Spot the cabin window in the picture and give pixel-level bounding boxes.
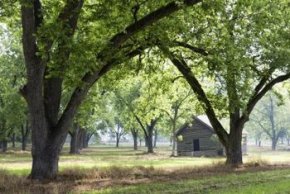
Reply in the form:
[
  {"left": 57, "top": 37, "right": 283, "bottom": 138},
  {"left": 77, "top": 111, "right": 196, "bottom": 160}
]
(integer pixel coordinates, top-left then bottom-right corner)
[{"left": 193, "top": 139, "right": 200, "bottom": 151}]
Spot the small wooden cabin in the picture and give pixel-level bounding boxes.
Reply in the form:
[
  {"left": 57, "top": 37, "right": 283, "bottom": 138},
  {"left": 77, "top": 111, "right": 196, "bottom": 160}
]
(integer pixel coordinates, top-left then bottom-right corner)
[
  {"left": 176, "top": 116, "right": 223, "bottom": 156},
  {"left": 176, "top": 116, "right": 247, "bottom": 157}
]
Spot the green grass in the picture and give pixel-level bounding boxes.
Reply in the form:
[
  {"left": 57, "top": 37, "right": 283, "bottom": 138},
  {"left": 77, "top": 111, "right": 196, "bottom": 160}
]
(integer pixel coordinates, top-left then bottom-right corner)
[
  {"left": 91, "top": 169, "right": 290, "bottom": 194},
  {"left": 2, "top": 145, "right": 290, "bottom": 193},
  {"left": 0, "top": 146, "right": 224, "bottom": 175},
  {"left": 2, "top": 145, "right": 290, "bottom": 176}
]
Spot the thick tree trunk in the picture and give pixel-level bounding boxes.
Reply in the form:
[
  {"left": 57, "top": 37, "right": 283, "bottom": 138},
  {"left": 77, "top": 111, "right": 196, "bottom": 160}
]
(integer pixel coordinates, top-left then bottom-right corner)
[
  {"left": 1, "top": 141, "right": 7, "bottom": 152},
  {"left": 144, "top": 119, "right": 158, "bottom": 153},
  {"left": 21, "top": 122, "right": 30, "bottom": 151},
  {"left": 133, "top": 136, "right": 138, "bottom": 150},
  {"left": 78, "top": 128, "right": 85, "bottom": 150},
  {"left": 131, "top": 129, "right": 138, "bottom": 150},
  {"left": 22, "top": 137, "right": 28, "bottom": 151},
  {"left": 145, "top": 135, "right": 153, "bottom": 153},
  {"left": 30, "top": 145, "right": 59, "bottom": 180},
  {"left": 70, "top": 127, "right": 80, "bottom": 154},
  {"left": 29, "top": 129, "right": 69, "bottom": 180},
  {"left": 116, "top": 135, "right": 120, "bottom": 148},
  {"left": 225, "top": 127, "right": 243, "bottom": 166},
  {"left": 82, "top": 131, "right": 90, "bottom": 148},
  {"left": 271, "top": 138, "right": 277, "bottom": 151}
]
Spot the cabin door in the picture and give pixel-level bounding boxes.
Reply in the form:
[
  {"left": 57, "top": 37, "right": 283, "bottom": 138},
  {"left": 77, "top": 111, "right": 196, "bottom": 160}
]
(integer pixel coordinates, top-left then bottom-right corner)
[{"left": 193, "top": 139, "right": 200, "bottom": 151}]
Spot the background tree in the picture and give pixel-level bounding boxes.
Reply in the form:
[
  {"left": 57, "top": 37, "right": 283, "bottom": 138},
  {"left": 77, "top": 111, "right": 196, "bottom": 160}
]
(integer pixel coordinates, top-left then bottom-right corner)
[
  {"left": 159, "top": 0, "right": 290, "bottom": 165},
  {"left": 0, "top": 24, "right": 27, "bottom": 152},
  {"left": 248, "top": 91, "right": 290, "bottom": 150}
]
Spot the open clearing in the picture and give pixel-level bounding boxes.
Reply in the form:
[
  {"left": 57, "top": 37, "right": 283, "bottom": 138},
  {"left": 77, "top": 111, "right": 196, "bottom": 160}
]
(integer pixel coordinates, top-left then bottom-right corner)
[{"left": 1, "top": 145, "right": 290, "bottom": 193}]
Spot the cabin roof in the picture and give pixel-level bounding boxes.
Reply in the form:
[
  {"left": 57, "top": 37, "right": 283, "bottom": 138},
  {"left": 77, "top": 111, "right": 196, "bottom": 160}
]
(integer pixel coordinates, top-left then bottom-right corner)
[{"left": 175, "top": 115, "right": 215, "bottom": 136}]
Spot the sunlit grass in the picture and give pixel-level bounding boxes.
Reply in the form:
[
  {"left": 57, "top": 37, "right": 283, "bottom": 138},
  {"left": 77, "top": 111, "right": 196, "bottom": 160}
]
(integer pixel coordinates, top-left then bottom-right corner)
[
  {"left": 92, "top": 168, "right": 290, "bottom": 194},
  {"left": 0, "top": 146, "right": 225, "bottom": 175},
  {"left": 1, "top": 145, "right": 290, "bottom": 193},
  {"left": 2, "top": 145, "right": 290, "bottom": 176}
]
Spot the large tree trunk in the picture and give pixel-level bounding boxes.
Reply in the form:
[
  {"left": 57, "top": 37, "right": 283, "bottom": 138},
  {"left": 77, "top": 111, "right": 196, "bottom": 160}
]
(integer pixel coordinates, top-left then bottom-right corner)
[
  {"left": 69, "top": 126, "right": 80, "bottom": 154},
  {"left": 145, "top": 119, "right": 158, "bottom": 153},
  {"left": 78, "top": 128, "right": 85, "bottom": 150},
  {"left": 30, "top": 142, "right": 61, "bottom": 180},
  {"left": 116, "top": 134, "right": 120, "bottom": 148},
  {"left": 82, "top": 131, "right": 91, "bottom": 149},
  {"left": 21, "top": 122, "right": 30, "bottom": 151},
  {"left": 271, "top": 138, "right": 277, "bottom": 151},
  {"left": 225, "top": 127, "right": 243, "bottom": 166},
  {"left": 145, "top": 135, "right": 153, "bottom": 153},
  {"left": 1, "top": 141, "right": 7, "bottom": 152},
  {"left": 131, "top": 129, "right": 138, "bottom": 150}
]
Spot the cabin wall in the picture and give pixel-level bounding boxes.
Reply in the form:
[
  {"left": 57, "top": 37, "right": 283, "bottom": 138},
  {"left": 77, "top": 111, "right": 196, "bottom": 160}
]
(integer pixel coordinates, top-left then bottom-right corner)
[{"left": 176, "top": 120, "right": 223, "bottom": 157}]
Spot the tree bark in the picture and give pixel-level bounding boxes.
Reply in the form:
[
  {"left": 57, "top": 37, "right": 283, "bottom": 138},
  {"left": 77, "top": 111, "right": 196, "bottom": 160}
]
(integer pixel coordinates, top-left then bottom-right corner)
[
  {"left": 69, "top": 126, "right": 80, "bottom": 154},
  {"left": 116, "top": 135, "right": 120, "bottom": 148},
  {"left": 30, "top": 143, "right": 60, "bottom": 180},
  {"left": 1, "top": 141, "right": 7, "bottom": 152},
  {"left": 83, "top": 133, "right": 92, "bottom": 148},
  {"left": 78, "top": 128, "right": 85, "bottom": 150},
  {"left": 145, "top": 135, "right": 153, "bottom": 153},
  {"left": 271, "top": 138, "right": 277, "bottom": 151},
  {"left": 145, "top": 119, "right": 158, "bottom": 153},
  {"left": 225, "top": 122, "right": 243, "bottom": 166},
  {"left": 21, "top": 121, "right": 30, "bottom": 151},
  {"left": 153, "top": 129, "right": 158, "bottom": 148},
  {"left": 131, "top": 129, "right": 138, "bottom": 150},
  {"left": 11, "top": 133, "right": 16, "bottom": 148}
]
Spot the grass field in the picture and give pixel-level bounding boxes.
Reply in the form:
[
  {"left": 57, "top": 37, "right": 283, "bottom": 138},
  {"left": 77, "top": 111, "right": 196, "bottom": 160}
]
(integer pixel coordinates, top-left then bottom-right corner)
[{"left": 1, "top": 145, "right": 290, "bottom": 193}]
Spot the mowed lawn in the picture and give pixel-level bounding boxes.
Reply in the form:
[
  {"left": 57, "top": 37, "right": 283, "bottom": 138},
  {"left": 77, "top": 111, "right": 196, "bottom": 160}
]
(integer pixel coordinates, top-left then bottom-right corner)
[
  {"left": 0, "top": 145, "right": 225, "bottom": 175},
  {"left": 95, "top": 168, "right": 290, "bottom": 194},
  {"left": 1, "top": 145, "right": 290, "bottom": 193},
  {"left": 1, "top": 145, "right": 290, "bottom": 175}
]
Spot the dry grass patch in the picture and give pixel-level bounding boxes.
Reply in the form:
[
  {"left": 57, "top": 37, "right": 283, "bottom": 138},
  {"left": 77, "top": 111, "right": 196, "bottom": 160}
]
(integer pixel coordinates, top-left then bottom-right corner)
[{"left": 1, "top": 161, "right": 290, "bottom": 194}]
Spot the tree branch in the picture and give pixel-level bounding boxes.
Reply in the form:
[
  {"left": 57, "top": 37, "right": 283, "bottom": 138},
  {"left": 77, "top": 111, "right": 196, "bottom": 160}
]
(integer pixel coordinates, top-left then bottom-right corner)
[
  {"left": 174, "top": 41, "right": 208, "bottom": 56},
  {"left": 240, "top": 73, "right": 290, "bottom": 123},
  {"left": 55, "top": 0, "right": 202, "bottom": 137},
  {"left": 44, "top": 0, "right": 84, "bottom": 128},
  {"left": 159, "top": 46, "right": 229, "bottom": 146}
]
